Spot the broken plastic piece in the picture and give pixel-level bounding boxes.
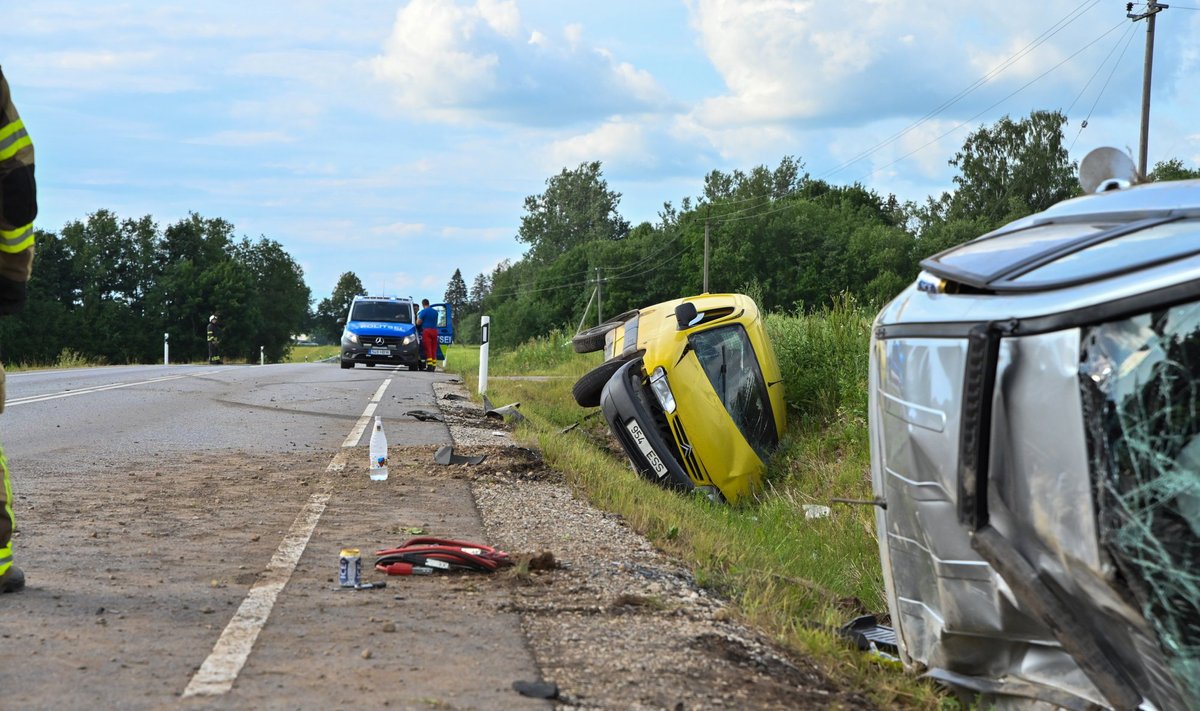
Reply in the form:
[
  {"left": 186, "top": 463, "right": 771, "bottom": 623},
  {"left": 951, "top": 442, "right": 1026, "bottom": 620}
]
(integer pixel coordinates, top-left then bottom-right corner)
[
  {"left": 403, "top": 410, "right": 444, "bottom": 422},
  {"left": 838, "top": 614, "right": 898, "bottom": 655},
  {"left": 485, "top": 402, "right": 524, "bottom": 422},
  {"left": 512, "top": 680, "right": 559, "bottom": 700},
  {"left": 433, "top": 446, "right": 487, "bottom": 466}
]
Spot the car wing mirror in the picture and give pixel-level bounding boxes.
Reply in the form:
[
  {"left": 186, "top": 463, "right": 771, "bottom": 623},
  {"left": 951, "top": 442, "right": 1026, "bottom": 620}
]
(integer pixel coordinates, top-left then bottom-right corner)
[{"left": 675, "top": 302, "right": 698, "bottom": 330}]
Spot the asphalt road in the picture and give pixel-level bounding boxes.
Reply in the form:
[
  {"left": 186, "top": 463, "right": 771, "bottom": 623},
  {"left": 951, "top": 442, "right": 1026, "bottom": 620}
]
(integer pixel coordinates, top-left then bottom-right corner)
[{"left": 0, "top": 362, "right": 546, "bottom": 711}]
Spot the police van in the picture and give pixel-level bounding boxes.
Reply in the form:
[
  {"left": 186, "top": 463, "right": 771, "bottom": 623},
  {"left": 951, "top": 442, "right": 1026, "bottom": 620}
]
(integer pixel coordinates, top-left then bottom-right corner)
[{"left": 339, "top": 295, "right": 453, "bottom": 370}]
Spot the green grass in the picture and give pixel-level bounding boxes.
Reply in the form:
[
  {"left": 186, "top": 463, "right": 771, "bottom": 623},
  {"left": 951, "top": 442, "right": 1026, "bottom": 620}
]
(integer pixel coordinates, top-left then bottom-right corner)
[
  {"left": 286, "top": 344, "right": 341, "bottom": 363},
  {"left": 445, "top": 303, "right": 955, "bottom": 710}
]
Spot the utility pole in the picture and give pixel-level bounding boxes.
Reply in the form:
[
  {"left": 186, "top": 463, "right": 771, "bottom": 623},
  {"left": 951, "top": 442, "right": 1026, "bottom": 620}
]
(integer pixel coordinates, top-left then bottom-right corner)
[
  {"left": 702, "top": 207, "right": 710, "bottom": 294},
  {"left": 1128, "top": 1, "right": 1168, "bottom": 177}
]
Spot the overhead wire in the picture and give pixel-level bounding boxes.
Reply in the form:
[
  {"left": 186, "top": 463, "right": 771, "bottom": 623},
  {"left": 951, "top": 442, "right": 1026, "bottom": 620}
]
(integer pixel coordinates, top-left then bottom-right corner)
[
  {"left": 820, "top": 0, "right": 1103, "bottom": 182},
  {"left": 1069, "top": 22, "right": 1141, "bottom": 152}
]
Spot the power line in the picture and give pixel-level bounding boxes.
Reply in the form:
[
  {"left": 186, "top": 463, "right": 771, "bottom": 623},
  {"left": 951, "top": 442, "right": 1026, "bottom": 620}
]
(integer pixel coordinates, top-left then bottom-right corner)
[
  {"left": 1069, "top": 22, "right": 1140, "bottom": 152},
  {"left": 819, "top": 0, "right": 1103, "bottom": 183}
]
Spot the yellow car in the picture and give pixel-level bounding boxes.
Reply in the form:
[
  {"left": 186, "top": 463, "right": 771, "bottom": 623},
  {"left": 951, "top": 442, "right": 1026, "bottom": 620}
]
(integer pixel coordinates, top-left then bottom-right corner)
[{"left": 571, "top": 294, "right": 786, "bottom": 503}]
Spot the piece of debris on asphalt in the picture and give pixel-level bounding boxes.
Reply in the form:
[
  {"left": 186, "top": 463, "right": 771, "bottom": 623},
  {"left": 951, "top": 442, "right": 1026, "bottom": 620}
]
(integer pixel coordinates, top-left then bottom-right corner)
[
  {"left": 403, "top": 409, "right": 444, "bottom": 422},
  {"left": 433, "top": 445, "right": 487, "bottom": 466},
  {"left": 512, "top": 680, "right": 559, "bottom": 700},
  {"left": 441, "top": 393, "right": 467, "bottom": 401}
]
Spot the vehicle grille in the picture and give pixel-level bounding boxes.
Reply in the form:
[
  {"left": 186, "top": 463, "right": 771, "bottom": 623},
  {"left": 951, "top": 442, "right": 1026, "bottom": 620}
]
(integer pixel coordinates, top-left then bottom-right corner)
[
  {"left": 670, "top": 417, "right": 710, "bottom": 485},
  {"left": 364, "top": 336, "right": 404, "bottom": 348}
]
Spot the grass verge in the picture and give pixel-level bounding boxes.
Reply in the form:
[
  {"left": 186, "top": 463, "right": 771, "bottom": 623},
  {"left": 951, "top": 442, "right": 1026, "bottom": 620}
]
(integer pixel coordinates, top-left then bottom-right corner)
[{"left": 445, "top": 309, "right": 955, "bottom": 710}]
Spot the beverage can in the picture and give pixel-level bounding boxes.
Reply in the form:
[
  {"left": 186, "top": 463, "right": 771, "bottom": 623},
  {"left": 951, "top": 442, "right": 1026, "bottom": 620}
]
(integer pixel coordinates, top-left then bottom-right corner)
[{"left": 338, "top": 548, "right": 362, "bottom": 587}]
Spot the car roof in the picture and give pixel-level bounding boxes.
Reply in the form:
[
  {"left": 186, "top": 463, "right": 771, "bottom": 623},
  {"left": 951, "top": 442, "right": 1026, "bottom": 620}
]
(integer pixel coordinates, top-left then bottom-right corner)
[{"left": 921, "top": 179, "right": 1200, "bottom": 293}]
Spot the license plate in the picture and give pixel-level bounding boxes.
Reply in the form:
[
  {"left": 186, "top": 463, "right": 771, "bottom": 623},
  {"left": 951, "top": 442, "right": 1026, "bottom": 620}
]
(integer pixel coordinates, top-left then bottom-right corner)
[
  {"left": 625, "top": 420, "right": 668, "bottom": 478},
  {"left": 368, "top": 348, "right": 390, "bottom": 356}
]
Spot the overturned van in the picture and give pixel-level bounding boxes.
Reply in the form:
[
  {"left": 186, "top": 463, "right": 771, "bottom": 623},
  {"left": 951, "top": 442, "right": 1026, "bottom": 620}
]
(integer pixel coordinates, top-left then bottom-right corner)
[{"left": 869, "top": 149, "right": 1198, "bottom": 710}]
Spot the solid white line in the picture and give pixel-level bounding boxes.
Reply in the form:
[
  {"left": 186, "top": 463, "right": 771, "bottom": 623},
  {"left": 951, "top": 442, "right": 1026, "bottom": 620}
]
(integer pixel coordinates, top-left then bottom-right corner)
[
  {"left": 182, "top": 374, "right": 392, "bottom": 697},
  {"left": 181, "top": 492, "right": 331, "bottom": 697},
  {"left": 5, "top": 371, "right": 219, "bottom": 407}
]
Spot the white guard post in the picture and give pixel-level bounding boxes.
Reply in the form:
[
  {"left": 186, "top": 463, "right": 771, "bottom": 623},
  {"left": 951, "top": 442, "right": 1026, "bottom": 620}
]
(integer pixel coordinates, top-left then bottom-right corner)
[
  {"left": 164, "top": 332, "right": 169, "bottom": 366},
  {"left": 260, "top": 345, "right": 265, "bottom": 366},
  {"left": 478, "top": 315, "right": 490, "bottom": 395}
]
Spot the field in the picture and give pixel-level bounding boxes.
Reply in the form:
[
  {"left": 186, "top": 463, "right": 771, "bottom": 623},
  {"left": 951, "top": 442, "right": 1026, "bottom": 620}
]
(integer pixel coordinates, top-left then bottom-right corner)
[{"left": 443, "top": 301, "right": 954, "bottom": 710}]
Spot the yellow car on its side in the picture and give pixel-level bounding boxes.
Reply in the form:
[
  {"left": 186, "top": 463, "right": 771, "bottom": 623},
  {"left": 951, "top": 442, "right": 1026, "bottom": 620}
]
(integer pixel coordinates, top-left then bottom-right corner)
[{"left": 571, "top": 294, "right": 786, "bottom": 503}]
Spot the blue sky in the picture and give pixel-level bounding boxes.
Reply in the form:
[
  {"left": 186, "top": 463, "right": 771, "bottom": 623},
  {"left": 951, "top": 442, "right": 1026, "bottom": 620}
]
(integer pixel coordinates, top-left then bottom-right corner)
[{"left": 7, "top": 1, "right": 1199, "bottom": 303}]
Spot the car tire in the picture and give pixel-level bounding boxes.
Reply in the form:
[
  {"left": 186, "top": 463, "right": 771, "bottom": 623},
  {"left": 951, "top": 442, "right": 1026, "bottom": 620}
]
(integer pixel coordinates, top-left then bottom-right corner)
[
  {"left": 365, "top": 362, "right": 375, "bottom": 367},
  {"left": 340, "top": 360, "right": 354, "bottom": 369},
  {"left": 408, "top": 364, "right": 419, "bottom": 371},
  {"left": 571, "top": 310, "right": 638, "bottom": 354},
  {"left": 572, "top": 356, "right": 631, "bottom": 408}
]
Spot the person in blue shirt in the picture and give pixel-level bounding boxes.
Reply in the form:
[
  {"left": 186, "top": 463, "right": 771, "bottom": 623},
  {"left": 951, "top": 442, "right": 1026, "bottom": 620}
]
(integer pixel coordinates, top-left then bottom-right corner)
[{"left": 415, "top": 299, "right": 440, "bottom": 372}]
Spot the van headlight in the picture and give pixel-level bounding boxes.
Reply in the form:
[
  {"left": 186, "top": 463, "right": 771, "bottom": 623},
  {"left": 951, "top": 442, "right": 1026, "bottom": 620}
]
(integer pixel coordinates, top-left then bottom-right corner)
[
  {"left": 402, "top": 334, "right": 417, "bottom": 345},
  {"left": 649, "top": 367, "right": 676, "bottom": 414},
  {"left": 343, "top": 331, "right": 359, "bottom": 345}
]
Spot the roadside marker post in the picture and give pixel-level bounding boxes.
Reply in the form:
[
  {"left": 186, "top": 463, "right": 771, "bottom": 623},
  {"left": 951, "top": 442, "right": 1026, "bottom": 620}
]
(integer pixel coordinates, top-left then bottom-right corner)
[
  {"left": 164, "top": 333, "right": 169, "bottom": 366},
  {"left": 479, "top": 315, "right": 490, "bottom": 395}
]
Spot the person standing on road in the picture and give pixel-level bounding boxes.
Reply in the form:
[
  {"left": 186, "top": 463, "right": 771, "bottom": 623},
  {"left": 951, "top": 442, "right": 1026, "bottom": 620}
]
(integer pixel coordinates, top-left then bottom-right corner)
[
  {"left": 0, "top": 65, "right": 37, "bottom": 594},
  {"left": 415, "top": 299, "right": 439, "bottom": 372},
  {"left": 207, "top": 313, "right": 223, "bottom": 365}
]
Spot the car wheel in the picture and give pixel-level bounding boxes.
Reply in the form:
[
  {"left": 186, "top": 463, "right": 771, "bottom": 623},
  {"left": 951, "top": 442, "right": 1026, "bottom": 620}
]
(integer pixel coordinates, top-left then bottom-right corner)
[
  {"left": 365, "top": 362, "right": 375, "bottom": 367},
  {"left": 571, "top": 309, "right": 639, "bottom": 354},
  {"left": 340, "top": 360, "right": 354, "bottom": 369},
  {"left": 408, "top": 364, "right": 419, "bottom": 371},
  {"left": 572, "top": 356, "right": 632, "bottom": 408}
]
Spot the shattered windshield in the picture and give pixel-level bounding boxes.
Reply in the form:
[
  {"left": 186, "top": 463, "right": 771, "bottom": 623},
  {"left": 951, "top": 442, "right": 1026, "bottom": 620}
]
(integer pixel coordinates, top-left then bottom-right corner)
[
  {"left": 690, "top": 325, "right": 778, "bottom": 459},
  {"left": 1079, "top": 301, "right": 1200, "bottom": 705},
  {"left": 350, "top": 301, "right": 413, "bottom": 324}
]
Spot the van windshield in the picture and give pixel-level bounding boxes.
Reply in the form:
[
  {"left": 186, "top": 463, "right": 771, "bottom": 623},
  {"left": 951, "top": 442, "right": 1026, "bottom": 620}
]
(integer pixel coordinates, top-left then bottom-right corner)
[
  {"left": 350, "top": 301, "right": 413, "bottom": 324},
  {"left": 689, "top": 325, "right": 778, "bottom": 459}
]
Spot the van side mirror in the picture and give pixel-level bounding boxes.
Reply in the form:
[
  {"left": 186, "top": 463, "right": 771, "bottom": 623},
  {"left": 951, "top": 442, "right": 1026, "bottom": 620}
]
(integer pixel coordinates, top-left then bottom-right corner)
[{"left": 675, "top": 302, "right": 698, "bottom": 330}]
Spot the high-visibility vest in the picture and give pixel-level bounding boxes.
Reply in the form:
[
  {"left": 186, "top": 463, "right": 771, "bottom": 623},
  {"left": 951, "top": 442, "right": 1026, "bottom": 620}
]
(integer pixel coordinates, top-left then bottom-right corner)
[{"left": 0, "top": 67, "right": 36, "bottom": 256}]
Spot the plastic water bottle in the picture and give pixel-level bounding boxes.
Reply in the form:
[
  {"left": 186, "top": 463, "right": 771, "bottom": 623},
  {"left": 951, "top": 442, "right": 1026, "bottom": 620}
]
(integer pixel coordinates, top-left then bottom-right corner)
[{"left": 369, "top": 416, "right": 389, "bottom": 481}]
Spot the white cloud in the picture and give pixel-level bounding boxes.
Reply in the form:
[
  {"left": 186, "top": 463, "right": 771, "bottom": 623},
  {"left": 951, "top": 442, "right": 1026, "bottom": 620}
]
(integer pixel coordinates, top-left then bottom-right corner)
[
  {"left": 370, "top": 0, "right": 668, "bottom": 124},
  {"left": 373, "top": 222, "right": 427, "bottom": 236}
]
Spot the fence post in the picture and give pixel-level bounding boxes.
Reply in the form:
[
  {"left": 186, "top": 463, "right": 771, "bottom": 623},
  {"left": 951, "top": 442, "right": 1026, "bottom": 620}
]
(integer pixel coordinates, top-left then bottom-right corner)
[{"left": 478, "top": 315, "right": 490, "bottom": 395}]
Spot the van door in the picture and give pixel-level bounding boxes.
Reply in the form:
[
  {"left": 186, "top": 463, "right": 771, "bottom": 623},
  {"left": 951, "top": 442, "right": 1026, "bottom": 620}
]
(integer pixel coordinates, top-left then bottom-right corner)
[{"left": 432, "top": 303, "right": 454, "bottom": 345}]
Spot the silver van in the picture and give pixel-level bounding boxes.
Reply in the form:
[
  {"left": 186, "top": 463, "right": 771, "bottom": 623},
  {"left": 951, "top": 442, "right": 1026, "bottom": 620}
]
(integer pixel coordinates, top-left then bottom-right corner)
[{"left": 869, "top": 150, "right": 1198, "bottom": 710}]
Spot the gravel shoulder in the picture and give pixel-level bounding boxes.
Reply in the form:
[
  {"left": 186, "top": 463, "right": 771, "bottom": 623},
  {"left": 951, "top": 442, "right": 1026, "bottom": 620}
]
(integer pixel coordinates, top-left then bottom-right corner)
[{"left": 437, "top": 380, "right": 876, "bottom": 710}]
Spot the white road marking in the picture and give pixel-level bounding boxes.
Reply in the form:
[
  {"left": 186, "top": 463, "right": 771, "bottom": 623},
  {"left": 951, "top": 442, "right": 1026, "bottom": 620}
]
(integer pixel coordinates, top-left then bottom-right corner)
[
  {"left": 5, "top": 371, "right": 220, "bottom": 406},
  {"left": 182, "top": 492, "right": 330, "bottom": 697},
  {"left": 182, "top": 375, "right": 392, "bottom": 697},
  {"left": 340, "top": 378, "right": 392, "bottom": 448}
]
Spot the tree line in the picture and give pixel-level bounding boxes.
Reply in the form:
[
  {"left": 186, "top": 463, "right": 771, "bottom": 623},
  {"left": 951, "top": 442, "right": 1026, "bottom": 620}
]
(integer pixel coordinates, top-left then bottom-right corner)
[
  {"left": 6, "top": 110, "right": 1196, "bottom": 364},
  {"left": 439, "top": 110, "right": 1199, "bottom": 349},
  {"left": 0, "top": 210, "right": 310, "bottom": 365}
]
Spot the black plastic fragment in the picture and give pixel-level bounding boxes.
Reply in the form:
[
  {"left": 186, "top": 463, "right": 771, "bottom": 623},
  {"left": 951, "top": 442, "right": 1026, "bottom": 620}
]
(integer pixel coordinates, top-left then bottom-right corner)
[
  {"left": 512, "top": 680, "right": 559, "bottom": 699},
  {"left": 434, "top": 445, "right": 487, "bottom": 466}
]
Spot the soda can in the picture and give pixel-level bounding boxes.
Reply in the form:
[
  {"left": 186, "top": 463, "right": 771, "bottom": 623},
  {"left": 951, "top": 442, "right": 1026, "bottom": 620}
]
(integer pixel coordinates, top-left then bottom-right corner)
[{"left": 338, "top": 548, "right": 362, "bottom": 588}]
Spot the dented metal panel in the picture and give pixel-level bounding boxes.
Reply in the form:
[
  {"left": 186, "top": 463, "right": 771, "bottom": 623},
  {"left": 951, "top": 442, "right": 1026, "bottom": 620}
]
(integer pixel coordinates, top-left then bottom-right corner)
[{"left": 870, "top": 174, "right": 1200, "bottom": 710}]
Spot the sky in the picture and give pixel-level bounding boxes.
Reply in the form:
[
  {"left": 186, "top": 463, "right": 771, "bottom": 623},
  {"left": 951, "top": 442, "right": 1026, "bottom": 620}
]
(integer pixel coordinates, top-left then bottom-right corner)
[{"left": 6, "top": 1, "right": 1199, "bottom": 304}]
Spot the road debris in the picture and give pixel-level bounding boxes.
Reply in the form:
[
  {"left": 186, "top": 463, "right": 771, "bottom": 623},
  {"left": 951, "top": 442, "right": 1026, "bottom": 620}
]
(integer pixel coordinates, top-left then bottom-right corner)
[{"left": 434, "top": 446, "right": 486, "bottom": 466}]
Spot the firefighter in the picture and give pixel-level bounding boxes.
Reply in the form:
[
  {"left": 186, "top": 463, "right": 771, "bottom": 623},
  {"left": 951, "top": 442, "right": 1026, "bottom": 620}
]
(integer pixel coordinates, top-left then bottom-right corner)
[
  {"left": 0, "top": 65, "right": 37, "bottom": 594},
  {"left": 207, "top": 314, "right": 222, "bottom": 365},
  {"left": 415, "top": 299, "right": 439, "bottom": 372}
]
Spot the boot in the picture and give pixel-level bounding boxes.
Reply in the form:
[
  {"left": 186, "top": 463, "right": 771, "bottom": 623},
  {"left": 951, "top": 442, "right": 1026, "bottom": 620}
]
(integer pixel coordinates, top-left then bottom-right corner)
[{"left": 0, "top": 565, "right": 25, "bottom": 593}]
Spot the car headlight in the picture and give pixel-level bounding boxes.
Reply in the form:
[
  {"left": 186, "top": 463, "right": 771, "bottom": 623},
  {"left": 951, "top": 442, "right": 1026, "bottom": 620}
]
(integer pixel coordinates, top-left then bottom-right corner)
[
  {"left": 649, "top": 366, "right": 676, "bottom": 414},
  {"left": 343, "top": 331, "right": 359, "bottom": 345},
  {"left": 402, "top": 334, "right": 417, "bottom": 345}
]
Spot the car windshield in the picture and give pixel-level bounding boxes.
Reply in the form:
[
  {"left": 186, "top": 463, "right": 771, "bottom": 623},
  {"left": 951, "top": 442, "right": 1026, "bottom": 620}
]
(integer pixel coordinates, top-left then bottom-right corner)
[
  {"left": 1080, "top": 301, "right": 1200, "bottom": 702},
  {"left": 350, "top": 301, "right": 412, "bottom": 324},
  {"left": 689, "top": 325, "right": 778, "bottom": 459}
]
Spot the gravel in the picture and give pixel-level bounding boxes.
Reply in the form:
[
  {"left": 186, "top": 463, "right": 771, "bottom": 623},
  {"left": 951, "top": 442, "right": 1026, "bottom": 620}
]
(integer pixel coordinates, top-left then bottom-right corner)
[{"left": 434, "top": 380, "right": 876, "bottom": 710}]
